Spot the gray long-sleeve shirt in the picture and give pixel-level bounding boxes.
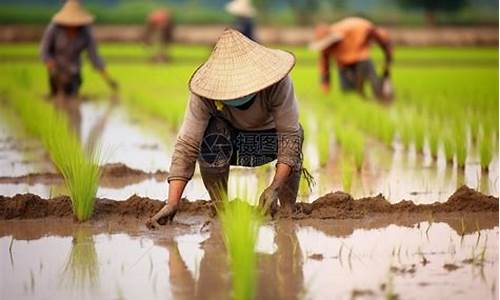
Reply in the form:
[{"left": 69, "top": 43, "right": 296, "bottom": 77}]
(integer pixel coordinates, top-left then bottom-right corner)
[
  {"left": 40, "top": 23, "right": 105, "bottom": 74},
  {"left": 168, "top": 75, "right": 302, "bottom": 182}
]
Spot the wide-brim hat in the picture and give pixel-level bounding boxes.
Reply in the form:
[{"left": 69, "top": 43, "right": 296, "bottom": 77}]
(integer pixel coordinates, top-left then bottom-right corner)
[
  {"left": 225, "top": 0, "right": 256, "bottom": 18},
  {"left": 309, "top": 24, "right": 343, "bottom": 51},
  {"left": 189, "top": 29, "right": 295, "bottom": 100},
  {"left": 52, "top": 0, "right": 94, "bottom": 26}
]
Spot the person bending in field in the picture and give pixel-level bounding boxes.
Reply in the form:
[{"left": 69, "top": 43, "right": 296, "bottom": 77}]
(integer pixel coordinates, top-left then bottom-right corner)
[
  {"left": 225, "top": 0, "right": 256, "bottom": 40},
  {"left": 147, "top": 29, "right": 312, "bottom": 229},
  {"left": 144, "top": 7, "right": 174, "bottom": 62},
  {"left": 310, "top": 16, "right": 393, "bottom": 101},
  {"left": 40, "top": 0, "right": 117, "bottom": 98}
]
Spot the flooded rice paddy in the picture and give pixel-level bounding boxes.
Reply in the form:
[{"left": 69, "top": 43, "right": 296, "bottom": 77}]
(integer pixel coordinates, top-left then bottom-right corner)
[
  {"left": 0, "top": 100, "right": 497, "bottom": 204},
  {"left": 1, "top": 214, "right": 497, "bottom": 300}
]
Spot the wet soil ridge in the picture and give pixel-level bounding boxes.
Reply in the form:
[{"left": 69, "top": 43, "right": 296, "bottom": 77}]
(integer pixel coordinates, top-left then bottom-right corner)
[
  {"left": 0, "top": 185, "right": 497, "bottom": 220},
  {"left": 293, "top": 185, "right": 498, "bottom": 219},
  {"left": 0, "top": 163, "right": 168, "bottom": 185}
]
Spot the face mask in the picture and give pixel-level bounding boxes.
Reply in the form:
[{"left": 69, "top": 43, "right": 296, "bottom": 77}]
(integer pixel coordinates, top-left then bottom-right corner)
[{"left": 224, "top": 93, "right": 256, "bottom": 107}]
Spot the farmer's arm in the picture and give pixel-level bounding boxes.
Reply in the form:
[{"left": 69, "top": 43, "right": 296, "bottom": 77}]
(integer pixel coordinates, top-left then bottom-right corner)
[
  {"left": 269, "top": 75, "right": 302, "bottom": 186},
  {"left": 371, "top": 27, "right": 393, "bottom": 68},
  {"left": 85, "top": 26, "right": 118, "bottom": 90},
  {"left": 319, "top": 49, "right": 331, "bottom": 93},
  {"left": 40, "top": 23, "right": 56, "bottom": 70},
  {"left": 85, "top": 26, "right": 105, "bottom": 71},
  {"left": 166, "top": 93, "right": 212, "bottom": 206}
]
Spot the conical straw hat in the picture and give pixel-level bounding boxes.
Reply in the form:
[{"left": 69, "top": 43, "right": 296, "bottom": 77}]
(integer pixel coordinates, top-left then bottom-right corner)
[
  {"left": 189, "top": 29, "right": 295, "bottom": 100},
  {"left": 309, "top": 24, "right": 343, "bottom": 51},
  {"left": 225, "top": 0, "right": 256, "bottom": 18},
  {"left": 52, "top": 0, "right": 94, "bottom": 26}
]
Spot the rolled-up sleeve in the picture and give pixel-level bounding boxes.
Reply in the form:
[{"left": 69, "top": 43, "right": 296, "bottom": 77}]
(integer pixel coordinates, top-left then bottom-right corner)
[
  {"left": 85, "top": 27, "right": 105, "bottom": 70},
  {"left": 268, "top": 75, "right": 303, "bottom": 171},
  {"left": 167, "top": 93, "right": 211, "bottom": 182},
  {"left": 40, "top": 23, "right": 55, "bottom": 62}
]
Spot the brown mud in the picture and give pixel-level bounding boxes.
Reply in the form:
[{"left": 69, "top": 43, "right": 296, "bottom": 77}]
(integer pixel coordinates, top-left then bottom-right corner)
[
  {"left": 0, "top": 185, "right": 497, "bottom": 223},
  {"left": 0, "top": 162, "right": 168, "bottom": 188}
]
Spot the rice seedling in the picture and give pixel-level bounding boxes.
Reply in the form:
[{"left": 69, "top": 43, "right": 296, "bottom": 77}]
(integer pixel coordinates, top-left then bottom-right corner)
[
  {"left": 443, "top": 129, "right": 456, "bottom": 164},
  {"left": 4, "top": 86, "right": 101, "bottom": 221},
  {"left": 341, "top": 153, "right": 354, "bottom": 193},
  {"left": 427, "top": 118, "right": 440, "bottom": 159},
  {"left": 479, "top": 129, "right": 493, "bottom": 172},
  {"left": 454, "top": 122, "right": 467, "bottom": 169},
  {"left": 218, "top": 195, "right": 262, "bottom": 300}
]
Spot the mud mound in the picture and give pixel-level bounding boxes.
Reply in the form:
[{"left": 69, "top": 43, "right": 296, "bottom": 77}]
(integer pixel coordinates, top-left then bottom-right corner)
[
  {"left": 0, "top": 193, "right": 212, "bottom": 220},
  {"left": 0, "top": 185, "right": 497, "bottom": 221},
  {"left": 293, "top": 185, "right": 498, "bottom": 219}
]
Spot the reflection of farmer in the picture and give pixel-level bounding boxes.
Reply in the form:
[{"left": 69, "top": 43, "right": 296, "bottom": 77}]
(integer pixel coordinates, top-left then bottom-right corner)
[
  {"left": 147, "top": 29, "right": 307, "bottom": 228},
  {"left": 164, "top": 221, "right": 303, "bottom": 299},
  {"left": 310, "top": 17, "right": 393, "bottom": 100},
  {"left": 144, "top": 7, "right": 174, "bottom": 62},
  {"left": 225, "top": 0, "right": 256, "bottom": 40},
  {"left": 40, "top": 0, "right": 117, "bottom": 98}
]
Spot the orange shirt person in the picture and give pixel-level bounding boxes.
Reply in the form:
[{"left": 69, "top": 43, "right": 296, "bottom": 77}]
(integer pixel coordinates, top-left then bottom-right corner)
[{"left": 310, "top": 17, "right": 392, "bottom": 99}]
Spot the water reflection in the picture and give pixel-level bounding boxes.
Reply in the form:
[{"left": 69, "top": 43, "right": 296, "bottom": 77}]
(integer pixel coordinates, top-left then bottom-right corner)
[
  {"left": 0, "top": 214, "right": 497, "bottom": 300},
  {"left": 60, "top": 227, "right": 99, "bottom": 294}
]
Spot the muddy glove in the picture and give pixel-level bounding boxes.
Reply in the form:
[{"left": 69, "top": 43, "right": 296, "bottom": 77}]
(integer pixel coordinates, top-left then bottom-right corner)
[
  {"left": 146, "top": 203, "right": 178, "bottom": 230},
  {"left": 258, "top": 185, "right": 279, "bottom": 216}
]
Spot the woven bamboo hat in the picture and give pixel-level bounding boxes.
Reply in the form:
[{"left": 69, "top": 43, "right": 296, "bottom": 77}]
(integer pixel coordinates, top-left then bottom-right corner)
[
  {"left": 189, "top": 29, "right": 295, "bottom": 100},
  {"left": 52, "top": 0, "right": 94, "bottom": 26},
  {"left": 309, "top": 24, "right": 343, "bottom": 51},
  {"left": 225, "top": 0, "right": 256, "bottom": 18}
]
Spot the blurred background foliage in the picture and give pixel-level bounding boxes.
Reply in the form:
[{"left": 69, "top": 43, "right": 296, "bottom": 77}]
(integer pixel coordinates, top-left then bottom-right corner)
[{"left": 0, "top": 0, "right": 497, "bottom": 26}]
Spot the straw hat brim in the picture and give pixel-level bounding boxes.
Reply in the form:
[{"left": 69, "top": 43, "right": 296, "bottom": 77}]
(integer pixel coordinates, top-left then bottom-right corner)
[
  {"left": 189, "top": 30, "right": 295, "bottom": 100},
  {"left": 309, "top": 33, "right": 343, "bottom": 51},
  {"left": 52, "top": 1, "right": 94, "bottom": 26}
]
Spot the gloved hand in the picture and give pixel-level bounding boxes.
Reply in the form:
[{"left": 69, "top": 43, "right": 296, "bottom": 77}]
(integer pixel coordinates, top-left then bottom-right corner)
[
  {"left": 258, "top": 185, "right": 279, "bottom": 216},
  {"left": 146, "top": 202, "right": 178, "bottom": 230}
]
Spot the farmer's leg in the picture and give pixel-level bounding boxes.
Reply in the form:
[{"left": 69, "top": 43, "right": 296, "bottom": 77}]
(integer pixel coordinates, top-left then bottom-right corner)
[
  {"left": 64, "top": 73, "right": 82, "bottom": 97},
  {"left": 338, "top": 64, "right": 357, "bottom": 92},
  {"left": 49, "top": 72, "right": 58, "bottom": 97},
  {"left": 198, "top": 116, "right": 233, "bottom": 202},
  {"left": 360, "top": 59, "right": 382, "bottom": 99}
]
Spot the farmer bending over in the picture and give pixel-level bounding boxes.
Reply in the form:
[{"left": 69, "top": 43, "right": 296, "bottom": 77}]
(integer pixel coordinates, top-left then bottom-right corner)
[
  {"left": 144, "top": 7, "right": 174, "bottom": 62},
  {"left": 147, "top": 29, "right": 308, "bottom": 228},
  {"left": 40, "top": 0, "right": 117, "bottom": 98},
  {"left": 310, "top": 17, "right": 393, "bottom": 100}
]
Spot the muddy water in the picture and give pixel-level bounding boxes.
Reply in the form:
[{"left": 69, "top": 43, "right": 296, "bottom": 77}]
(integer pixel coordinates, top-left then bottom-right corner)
[
  {"left": 0, "top": 100, "right": 498, "bottom": 204},
  {"left": 1, "top": 214, "right": 497, "bottom": 300}
]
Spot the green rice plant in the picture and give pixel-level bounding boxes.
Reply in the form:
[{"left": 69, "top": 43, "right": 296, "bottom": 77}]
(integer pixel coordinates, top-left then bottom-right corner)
[
  {"left": 413, "top": 117, "right": 426, "bottom": 154},
  {"left": 479, "top": 129, "right": 493, "bottom": 172},
  {"left": 5, "top": 88, "right": 101, "bottom": 221},
  {"left": 340, "top": 153, "right": 354, "bottom": 193},
  {"left": 427, "top": 118, "right": 440, "bottom": 160},
  {"left": 454, "top": 122, "right": 467, "bottom": 169},
  {"left": 443, "top": 129, "right": 456, "bottom": 164},
  {"left": 218, "top": 196, "right": 262, "bottom": 300}
]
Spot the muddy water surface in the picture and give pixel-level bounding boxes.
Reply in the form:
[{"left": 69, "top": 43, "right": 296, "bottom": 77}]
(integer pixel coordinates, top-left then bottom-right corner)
[{"left": 1, "top": 213, "right": 497, "bottom": 300}]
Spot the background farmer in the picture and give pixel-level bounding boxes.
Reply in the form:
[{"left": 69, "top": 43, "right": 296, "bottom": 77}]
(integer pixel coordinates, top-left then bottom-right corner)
[
  {"left": 310, "top": 16, "right": 393, "bottom": 100},
  {"left": 147, "top": 29, "right": 306, "bottom": 228},
  {"left": 144, "top": 7, "right": 174, "bottom": 62},
  {"left": 40, "top": 0, "right": 117, "bottom": 98},
  {"left": 225, "top": 0, "right": 256, "bottom": 40}
]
